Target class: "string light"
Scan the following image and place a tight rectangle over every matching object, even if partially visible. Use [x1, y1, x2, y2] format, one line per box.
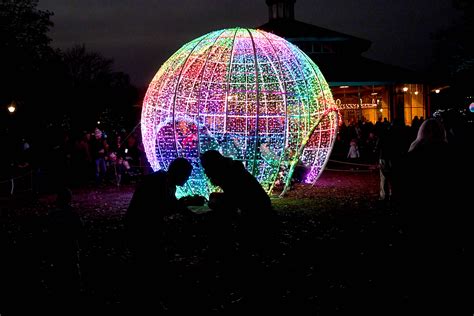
[336, 103, 377, 110]
[141, 28, 339, 197]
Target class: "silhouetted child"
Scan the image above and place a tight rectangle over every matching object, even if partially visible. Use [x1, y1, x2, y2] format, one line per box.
[347, 138, 360, 163]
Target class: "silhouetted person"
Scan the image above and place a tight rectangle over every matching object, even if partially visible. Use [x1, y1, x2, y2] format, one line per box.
[71, 131, 92, 186]
[45, 187, 84, 306]
[125, 157, 195, 245]
[411, 115, 421, 136]
[200, 151, 272, 212]
[397, 118, 467, 314]
[124, 157, 194, 311]
[200, 150, 278, 311]
[438, 108, 471, 170]
[375, 118, 410, 203]
[89, 128, 108, 184]
[200, 150, 275, 247]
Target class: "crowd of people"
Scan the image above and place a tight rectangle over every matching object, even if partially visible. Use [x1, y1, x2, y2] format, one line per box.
[2, 110, 471, 312]
[337, 113, 470, 313]
[299, 113, 470, 313]
[0, 126, 148, 196]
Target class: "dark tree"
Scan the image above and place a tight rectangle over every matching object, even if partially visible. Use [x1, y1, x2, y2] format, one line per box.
[0, 0, 54, 105]
[0, 0, 138, 140]
[430, 0, 474, 110]
[59, 45, 139, 132]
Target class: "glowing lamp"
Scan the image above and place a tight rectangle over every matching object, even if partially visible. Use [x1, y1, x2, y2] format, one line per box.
[141, 28, 339, 197]
[7, 104, 16, 113]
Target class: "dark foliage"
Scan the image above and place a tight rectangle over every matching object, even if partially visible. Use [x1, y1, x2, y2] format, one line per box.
[0, 0, 139, 141]
[430, 0, 474, 110]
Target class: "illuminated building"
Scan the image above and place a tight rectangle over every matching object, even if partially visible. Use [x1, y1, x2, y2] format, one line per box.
[260, 0, 429, 126]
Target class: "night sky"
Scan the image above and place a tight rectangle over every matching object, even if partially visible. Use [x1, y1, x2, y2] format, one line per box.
[38, 0, 460, 88]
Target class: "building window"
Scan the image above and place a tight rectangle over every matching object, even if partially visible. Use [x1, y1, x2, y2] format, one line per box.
[400, 84, 425, 125]
[271, 4, 278, 19]
[332, 85, 390, 124]
[278, 3, 284, 18]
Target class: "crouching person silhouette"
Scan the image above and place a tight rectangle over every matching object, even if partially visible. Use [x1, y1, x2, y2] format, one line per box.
[124, 157, 195, 311]
[200, 150, 279, 310]
[200, 150, 276, 252]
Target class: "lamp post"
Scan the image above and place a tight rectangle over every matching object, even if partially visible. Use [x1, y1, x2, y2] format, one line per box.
[7, 101, 16, 113]
[8, 104, 16, 113]
[4, 101, 17, 136]
[7, 100, 16, 114]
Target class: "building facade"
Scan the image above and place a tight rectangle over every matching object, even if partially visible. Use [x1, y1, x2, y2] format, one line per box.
[259, 0, 429, 126]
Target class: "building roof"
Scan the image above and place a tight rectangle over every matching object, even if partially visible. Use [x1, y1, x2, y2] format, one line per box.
[258, 19, 372, 54]
[311, 54, 424, 85]
[266, 0, 295, 5]
[258, 18, 423, 84]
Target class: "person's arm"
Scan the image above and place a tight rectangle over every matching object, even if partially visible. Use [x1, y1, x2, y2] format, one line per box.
[173, 197, 196, 216]
[207, 192, 228, 211]
[179, 195, 207, 207]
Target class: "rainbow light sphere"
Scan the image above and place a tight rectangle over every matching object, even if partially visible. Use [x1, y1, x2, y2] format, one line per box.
[142, 28, 339, 197]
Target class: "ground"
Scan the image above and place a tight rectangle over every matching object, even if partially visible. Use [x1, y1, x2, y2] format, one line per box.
[0, 167, 422, 314]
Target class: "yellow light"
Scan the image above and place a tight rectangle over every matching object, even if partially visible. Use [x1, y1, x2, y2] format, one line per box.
[435, 89, 440, 94]
[339, 85, 349, 88]
[8, 105, 16, 113]
[402, 87, 408, 92]
[379, 109, 383, 112]
[414, 91, 419, 95]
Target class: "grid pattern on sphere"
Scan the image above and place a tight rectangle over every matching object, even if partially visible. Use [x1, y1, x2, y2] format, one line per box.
[141, 28, 338, 198]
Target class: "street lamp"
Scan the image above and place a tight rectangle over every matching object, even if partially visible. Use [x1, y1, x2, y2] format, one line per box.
[7, 102, 16, 113]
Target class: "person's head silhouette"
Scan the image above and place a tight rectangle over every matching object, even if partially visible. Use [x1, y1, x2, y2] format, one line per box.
[200, 150, 231, 186]
[408, 118, 447, 152]
[168, 157, 192, 186]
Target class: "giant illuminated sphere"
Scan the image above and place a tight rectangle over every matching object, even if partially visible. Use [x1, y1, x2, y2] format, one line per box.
[142, 28, 339, 197]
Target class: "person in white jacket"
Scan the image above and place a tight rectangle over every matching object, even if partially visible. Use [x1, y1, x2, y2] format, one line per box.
[347, 138, 360, 161]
